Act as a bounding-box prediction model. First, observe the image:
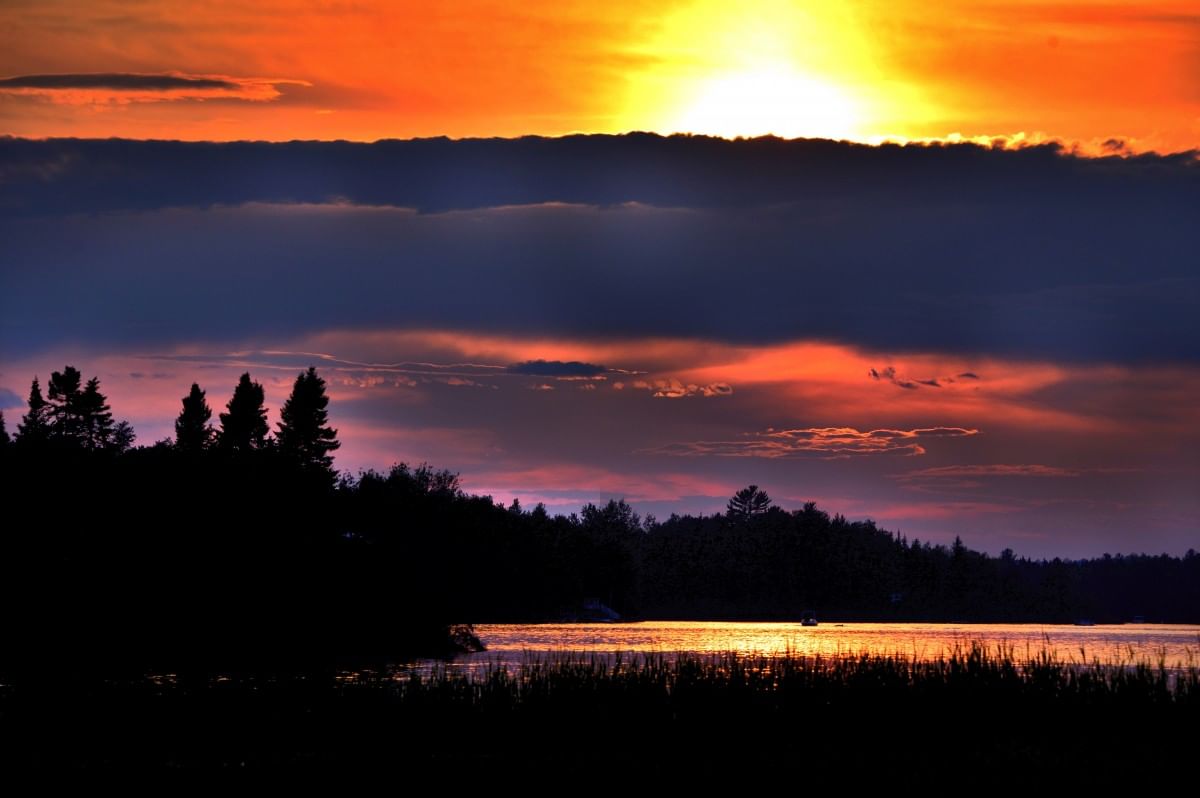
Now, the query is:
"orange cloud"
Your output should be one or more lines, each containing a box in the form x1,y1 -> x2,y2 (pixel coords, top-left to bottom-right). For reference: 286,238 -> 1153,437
631,378 -> 733,399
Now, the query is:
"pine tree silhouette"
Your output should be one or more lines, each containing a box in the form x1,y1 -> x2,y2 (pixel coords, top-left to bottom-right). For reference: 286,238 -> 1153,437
0,410 -> 9,448
111,420 -> 136,453
16,377 -> 50,446
727,485 -> 772,517
175,383 -> 214,452
276,367 -> 340,472
78,377 -> 115,450
218,372 -> 269,452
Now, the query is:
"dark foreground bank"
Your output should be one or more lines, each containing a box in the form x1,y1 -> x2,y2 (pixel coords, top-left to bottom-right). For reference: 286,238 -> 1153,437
2,646 -> 1195,772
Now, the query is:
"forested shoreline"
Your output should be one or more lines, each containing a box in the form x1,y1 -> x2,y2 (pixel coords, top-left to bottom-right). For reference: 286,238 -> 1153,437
1,365 -> 1197,678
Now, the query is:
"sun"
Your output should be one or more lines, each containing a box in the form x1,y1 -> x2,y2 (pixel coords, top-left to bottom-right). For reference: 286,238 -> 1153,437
672,65 -> 861,140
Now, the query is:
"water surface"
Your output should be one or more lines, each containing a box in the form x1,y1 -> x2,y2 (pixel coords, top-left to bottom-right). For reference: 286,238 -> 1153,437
453,621 -> 1200,670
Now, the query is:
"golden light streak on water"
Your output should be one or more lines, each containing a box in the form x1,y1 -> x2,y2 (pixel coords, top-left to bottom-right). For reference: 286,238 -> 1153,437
459,621 -> 1200,671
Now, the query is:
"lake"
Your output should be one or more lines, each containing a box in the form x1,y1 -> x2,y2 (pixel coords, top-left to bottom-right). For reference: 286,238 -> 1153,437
441,621 -> 1200,672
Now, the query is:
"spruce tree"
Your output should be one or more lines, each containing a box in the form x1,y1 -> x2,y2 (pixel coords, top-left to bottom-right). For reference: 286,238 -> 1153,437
16,377 -> 50,446
276,367 -> 340,472
218,372 -> 268,453
78,377 -> 115,450
175,383 -> 213,452
46,366 -> 84,441
0,410 -> 9,448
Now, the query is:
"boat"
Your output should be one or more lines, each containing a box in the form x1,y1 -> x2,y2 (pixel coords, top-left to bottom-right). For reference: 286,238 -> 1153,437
571,598 -> 621,623
801,609 -> 818,627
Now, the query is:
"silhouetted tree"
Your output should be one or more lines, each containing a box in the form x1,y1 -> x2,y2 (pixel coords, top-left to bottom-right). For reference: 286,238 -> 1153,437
16,377 -> 51,446
276,367 -> 339,472
46,366 -> 84,441
175,383 -> 213,452
0,410 -> 9,449
727,485 -> 772,517
111,420 -> 136,454
406,463 -> 461,497
218,373 -> 269,453
78,377 -> 115,450
581,499 -> 642,537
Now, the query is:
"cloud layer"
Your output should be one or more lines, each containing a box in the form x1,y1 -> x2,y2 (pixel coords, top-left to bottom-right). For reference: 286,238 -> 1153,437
1,136 -> 1197,365
3,134 -> 1196,217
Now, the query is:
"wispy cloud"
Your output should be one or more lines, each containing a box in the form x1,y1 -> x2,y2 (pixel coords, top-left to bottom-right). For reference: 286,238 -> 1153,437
896,464 -> 1081,481
869,366 -> 983,390
888,463 -> 1116,495
139,348 -> 689,395
0,72 -> 308,103
631,379 -> 733,399
506,359 -> 642,379
153,349 -> 513,379
0,74 -> 239,91
645,426 -> 979,458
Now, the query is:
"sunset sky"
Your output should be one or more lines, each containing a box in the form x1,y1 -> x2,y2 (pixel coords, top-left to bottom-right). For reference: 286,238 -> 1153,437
2,2 -> 1198,556
3,0 -> 1199,150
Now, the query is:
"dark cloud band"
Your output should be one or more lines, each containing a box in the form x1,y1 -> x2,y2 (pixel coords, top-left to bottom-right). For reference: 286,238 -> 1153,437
0,73 -> 239,91
1,134 -> 1195,217
507,360 -> 609,377
1,135 -> 1197,365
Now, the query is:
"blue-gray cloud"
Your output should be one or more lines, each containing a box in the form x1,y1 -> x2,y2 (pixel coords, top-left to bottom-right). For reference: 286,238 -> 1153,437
0,135 -> 1197,365
0,387 -> 23,409
507,360 -> 609,377
1,134 -> 1195,217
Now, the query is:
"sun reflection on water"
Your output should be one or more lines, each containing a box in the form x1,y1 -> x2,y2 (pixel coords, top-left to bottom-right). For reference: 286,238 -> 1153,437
410,621 -> 1200,679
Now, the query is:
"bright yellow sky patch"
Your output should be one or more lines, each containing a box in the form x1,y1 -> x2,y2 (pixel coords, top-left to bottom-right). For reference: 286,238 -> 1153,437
619,1 -> 926,140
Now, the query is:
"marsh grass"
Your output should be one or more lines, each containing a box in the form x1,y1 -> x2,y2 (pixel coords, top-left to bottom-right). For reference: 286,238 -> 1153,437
2,643 -> 1196,770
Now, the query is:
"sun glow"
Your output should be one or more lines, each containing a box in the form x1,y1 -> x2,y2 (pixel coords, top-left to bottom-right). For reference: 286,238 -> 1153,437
620,1 -> 919,141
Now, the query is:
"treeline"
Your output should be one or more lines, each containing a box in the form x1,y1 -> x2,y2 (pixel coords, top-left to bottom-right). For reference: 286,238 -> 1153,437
0,366 -> 466,679
355,481 -> 1197,624
1,366 -> 1198,679
637,498 -> 1200,622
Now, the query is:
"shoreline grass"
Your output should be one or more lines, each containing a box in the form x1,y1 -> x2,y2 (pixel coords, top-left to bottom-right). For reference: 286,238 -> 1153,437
2,644 -> 1196,770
